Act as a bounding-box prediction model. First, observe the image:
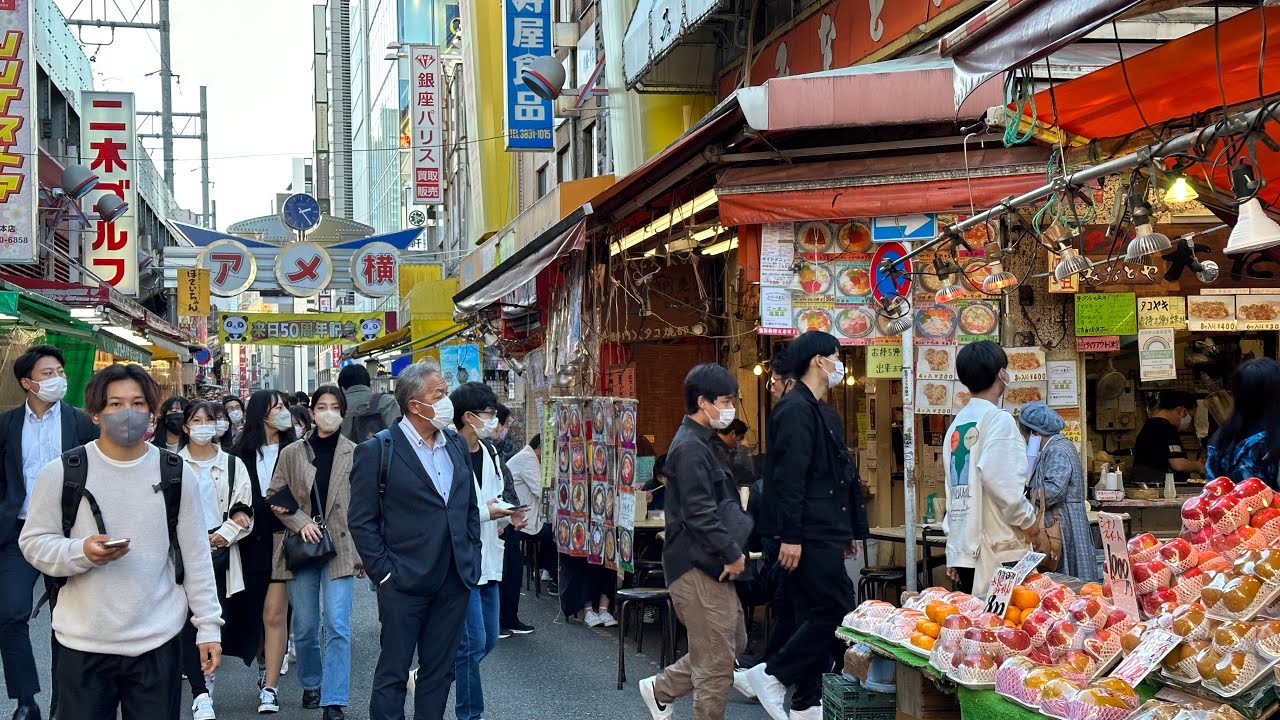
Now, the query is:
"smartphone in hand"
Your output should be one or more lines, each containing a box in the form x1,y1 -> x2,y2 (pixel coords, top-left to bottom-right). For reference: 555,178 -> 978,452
103,538 -> 131,548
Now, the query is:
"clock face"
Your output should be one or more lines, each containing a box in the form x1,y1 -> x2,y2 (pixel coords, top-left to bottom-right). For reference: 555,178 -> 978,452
282,193 -> 321,232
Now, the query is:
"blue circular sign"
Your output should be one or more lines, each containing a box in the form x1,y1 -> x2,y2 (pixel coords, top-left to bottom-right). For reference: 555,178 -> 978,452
870,242 -> 912,302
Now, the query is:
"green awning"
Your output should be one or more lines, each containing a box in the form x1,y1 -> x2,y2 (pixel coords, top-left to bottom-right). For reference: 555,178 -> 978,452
95,333 -> 152,366
0,291 -> 16,318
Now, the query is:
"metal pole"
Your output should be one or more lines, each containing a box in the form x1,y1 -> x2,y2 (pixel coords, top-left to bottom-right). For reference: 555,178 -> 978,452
159,0 -> 174,191
199,86 -> 210,228
901,241 -> 918,593
886,99 -> 1280,270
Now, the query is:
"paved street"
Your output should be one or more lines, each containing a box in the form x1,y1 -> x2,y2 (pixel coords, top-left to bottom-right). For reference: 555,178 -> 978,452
2,583 -> 772,719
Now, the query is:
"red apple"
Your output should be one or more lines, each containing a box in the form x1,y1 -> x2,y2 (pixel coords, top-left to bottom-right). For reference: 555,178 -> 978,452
1068,597 -> 1106,628
1227,526 -> 1264,552
1209,496 -> 1248,534
1104,607 -> 1135,632
1182,495 -> 1212,532
974,612 -> 1004,630
963,627 -> 996,644
960,653 -> 997,670
1128,533 -> 1161,564
996,627 -> 1032,656
1204,477 -> 1236,499
1046,619 -> 1078,650
942,614 -> 972,631
1181,526 -> 1216,553
1133,560 -> 1171,594
1140,587 -> 1179,617
1028,646 -> 1053,665
1232,477 -> 1274,514
1022,609 -> 1056,645
1040,586 -> 1075,617
1059,649 -> 1095,674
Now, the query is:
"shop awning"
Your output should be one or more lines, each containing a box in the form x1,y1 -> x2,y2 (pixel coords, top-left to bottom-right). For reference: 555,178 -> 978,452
147,334 -> 192,362
0,285 -> 98,340
735,54 -> 1004,133
623,0 -> 723,91
352,326 -> 412,358
940,0 -> 1143,106
95,332 -> 152,366
716,146 -> 1050,225
453,209 -> 589,315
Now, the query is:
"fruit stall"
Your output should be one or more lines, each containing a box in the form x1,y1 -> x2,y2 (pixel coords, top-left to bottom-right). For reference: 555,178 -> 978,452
833,475 -> 1280,720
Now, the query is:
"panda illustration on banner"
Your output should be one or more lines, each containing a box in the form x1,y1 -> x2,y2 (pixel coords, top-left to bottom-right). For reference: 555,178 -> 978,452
221,315 -> 250,343
358,316 -> 383,342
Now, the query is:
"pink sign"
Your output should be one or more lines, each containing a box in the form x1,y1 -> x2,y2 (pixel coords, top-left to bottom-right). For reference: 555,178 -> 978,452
1077,336 -> 1120,353
407,45 -> 443,206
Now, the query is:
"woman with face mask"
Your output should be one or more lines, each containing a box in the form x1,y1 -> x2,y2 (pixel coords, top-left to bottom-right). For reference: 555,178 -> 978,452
290,405 -> 314,440
1133,389 -> 1205,487
266,386 -> 358,720
224,396 -> 246,446
178,401 -> 255,720
229,391 -> 297,713
1019,402 -> 1099,582
153,396 -> 191,452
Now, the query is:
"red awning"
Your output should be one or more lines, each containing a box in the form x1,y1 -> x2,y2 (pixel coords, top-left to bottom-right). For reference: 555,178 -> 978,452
716,147 -> 1049,226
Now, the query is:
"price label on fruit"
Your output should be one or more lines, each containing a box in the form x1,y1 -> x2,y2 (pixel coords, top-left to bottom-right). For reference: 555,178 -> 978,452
1011,551 -> 1046,579
1110,630 -> 1179,686
983,553 -> 1045,617
1099,512 -> 1141,619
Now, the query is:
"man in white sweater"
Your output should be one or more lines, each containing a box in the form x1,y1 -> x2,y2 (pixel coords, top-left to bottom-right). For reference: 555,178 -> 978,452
942,341 -> 1037,597
19,364 -> 223,720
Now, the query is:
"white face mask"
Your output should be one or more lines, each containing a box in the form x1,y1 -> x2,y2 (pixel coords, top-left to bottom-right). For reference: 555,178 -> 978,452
31,375 -> 68,403
1179,413 -> 1193,432
314,409 -> 343,434
188,424 -> 218,446
473,414 -> 500,439
823,356 -> 846,389
1026,434 -> 1042,474
214,419 -> 230,438
707,403 -> 735,431
270,410 -> 293,431
228,409 -> 244,424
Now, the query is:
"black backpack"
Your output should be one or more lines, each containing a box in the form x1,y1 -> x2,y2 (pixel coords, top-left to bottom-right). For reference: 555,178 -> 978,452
349,393 -> 392,442
35,446 -> 184,615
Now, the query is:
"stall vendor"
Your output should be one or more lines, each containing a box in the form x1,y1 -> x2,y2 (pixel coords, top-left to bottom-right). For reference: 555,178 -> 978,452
1132,390 -> 1205,485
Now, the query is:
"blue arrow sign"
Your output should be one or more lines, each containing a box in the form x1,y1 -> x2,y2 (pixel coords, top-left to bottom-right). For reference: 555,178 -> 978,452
870,213 -> 937,242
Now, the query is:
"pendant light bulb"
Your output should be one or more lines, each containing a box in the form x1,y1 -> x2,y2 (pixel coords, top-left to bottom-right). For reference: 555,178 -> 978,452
981,260 -> 1018,293
1164,176 -> 1199,204
935,283 -> 966,304
1225,198 -> 1280,255
1054,245 -> 1091,282
1124,223 -> 1173,263
752,363 -> 764,376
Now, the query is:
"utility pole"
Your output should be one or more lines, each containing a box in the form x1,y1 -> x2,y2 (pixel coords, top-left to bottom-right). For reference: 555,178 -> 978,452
199,86 -> 210,226
159,0 -> 174,190
139,84 -> 211,226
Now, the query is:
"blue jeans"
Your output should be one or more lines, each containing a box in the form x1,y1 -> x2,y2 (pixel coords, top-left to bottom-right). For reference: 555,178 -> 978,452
287,567 -> 353,707
453,583 -> 499,720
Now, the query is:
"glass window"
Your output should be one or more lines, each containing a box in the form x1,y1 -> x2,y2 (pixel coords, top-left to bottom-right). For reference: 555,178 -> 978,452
537,164 -> 550,198
558,145 -> 573,182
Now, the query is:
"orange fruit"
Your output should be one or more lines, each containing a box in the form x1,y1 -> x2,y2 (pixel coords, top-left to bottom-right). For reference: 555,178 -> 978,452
920,621 -> 941,639
1004,605 -> 1022,624
918,635 -> 935,651
910,632 -> 928,648
1020,607 -> 1036,624
1079,583 -> 1104,597
1005,620 -> 1018,627
1012,587 -> 1040,611
927,601 -> 959,625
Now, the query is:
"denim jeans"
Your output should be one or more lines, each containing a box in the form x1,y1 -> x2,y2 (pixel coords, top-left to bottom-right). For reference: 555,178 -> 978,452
453,583 -> 499,720
287,567 -> 353,708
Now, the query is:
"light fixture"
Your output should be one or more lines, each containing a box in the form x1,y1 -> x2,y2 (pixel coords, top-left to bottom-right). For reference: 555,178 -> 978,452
752,363 -> 763,376
691,225 -> 724,243
935,283 -> 966,304
879,296 -> 913,336
977,242 -> 1018,293
701,237 -> 738,256
508,356 -> 527,374
1053,246 -> 1091,281
1164,176 -> 1199,204
1225,163 -> 1280,255
94,194 -> 128,222
610,190 -> 718,255
1123,199 -> 1172,262
554,366 -> 575,388
60,164 -> 99,199
786,260 -> 804,293
844,373 -> 856,386
519,55 -> 566,100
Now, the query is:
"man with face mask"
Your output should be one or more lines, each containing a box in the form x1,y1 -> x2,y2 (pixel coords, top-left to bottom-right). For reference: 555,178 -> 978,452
347,362 -> 483,720
0,345 -> 98,720
745,331 -> 867,720
1134,390 -> 1205,486
941,341 -> 1037,597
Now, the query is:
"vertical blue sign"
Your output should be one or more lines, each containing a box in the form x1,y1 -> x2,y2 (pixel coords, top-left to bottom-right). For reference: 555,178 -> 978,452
504,0 -> 554,151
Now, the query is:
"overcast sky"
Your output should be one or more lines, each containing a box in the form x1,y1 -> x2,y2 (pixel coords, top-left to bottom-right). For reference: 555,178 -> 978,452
55,0 -> 316,229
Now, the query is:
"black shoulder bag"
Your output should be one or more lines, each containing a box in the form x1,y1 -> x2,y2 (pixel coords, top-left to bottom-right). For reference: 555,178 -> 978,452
209,456 -> 237,574
282,444 -> 336,571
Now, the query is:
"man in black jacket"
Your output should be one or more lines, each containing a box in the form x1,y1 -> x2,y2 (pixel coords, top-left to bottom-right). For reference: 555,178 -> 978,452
347,362 -> 481,720
639,364 -> 748,720
745,331 -> 868,720
0,346 -> 98,720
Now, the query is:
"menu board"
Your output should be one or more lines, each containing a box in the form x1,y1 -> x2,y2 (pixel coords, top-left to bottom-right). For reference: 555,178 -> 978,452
916,345 -> 956,380
954,299 -> 1000,344
759,287 -> 795,336
1186,295 -> 1237,332
1075,292 -> 1137,337
1138,328 -> 1177,381
1046,360 -> 1079,408
759,223 -> 795,287
1136,296 -> 1187,330
916,379 -> 953,415
1237,295 -> 1280,331
1005,346 -> 1047,382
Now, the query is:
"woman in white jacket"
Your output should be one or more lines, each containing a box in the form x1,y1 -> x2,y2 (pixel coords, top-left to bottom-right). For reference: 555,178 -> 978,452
179,400 -> 253,720
449,383 -> 525,720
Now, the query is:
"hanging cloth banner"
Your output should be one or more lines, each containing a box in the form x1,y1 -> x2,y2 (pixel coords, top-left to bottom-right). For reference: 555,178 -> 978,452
217,312 -> 386,346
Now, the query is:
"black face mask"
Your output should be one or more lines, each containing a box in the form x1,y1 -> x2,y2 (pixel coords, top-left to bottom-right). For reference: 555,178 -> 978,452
164,413 -> 184,434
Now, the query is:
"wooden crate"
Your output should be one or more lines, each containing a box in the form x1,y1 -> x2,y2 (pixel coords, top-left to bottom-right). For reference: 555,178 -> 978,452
894,665 -> 960,720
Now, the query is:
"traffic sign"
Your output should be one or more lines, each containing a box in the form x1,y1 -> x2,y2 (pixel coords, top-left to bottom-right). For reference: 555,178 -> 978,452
870,242 -> 912,302
871,213 -> 937,242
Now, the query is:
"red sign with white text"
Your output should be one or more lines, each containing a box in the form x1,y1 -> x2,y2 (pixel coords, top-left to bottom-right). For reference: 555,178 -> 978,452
81,92 -> 139,294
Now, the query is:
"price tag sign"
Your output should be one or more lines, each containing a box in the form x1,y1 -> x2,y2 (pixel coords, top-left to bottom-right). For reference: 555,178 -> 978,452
983,551 -> 1047,616
1111,630 -> 1180,686
1099,512 -> 1140,618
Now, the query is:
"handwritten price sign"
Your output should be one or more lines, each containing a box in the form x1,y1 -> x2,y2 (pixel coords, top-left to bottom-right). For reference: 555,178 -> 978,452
983,551 -> 1048,617
1099,512 -> 1140,619
1111,630 -> 1179,686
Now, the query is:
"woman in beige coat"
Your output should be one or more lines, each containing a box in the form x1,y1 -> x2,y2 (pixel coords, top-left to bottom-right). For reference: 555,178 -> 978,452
268,386 -> 359,720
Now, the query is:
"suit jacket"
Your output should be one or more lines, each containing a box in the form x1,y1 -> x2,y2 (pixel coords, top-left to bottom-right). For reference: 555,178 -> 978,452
0,401 -> 99,547
268,432 -> 360,581
347,424 -> 480,596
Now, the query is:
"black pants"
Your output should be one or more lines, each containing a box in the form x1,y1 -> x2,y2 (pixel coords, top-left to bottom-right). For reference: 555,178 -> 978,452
182,565 -> 227,698
0,538 -> 42,704
370,569 -> 470,720
535,524 -> 557,581
954,567 -> 976,595
57,634 -> 182,720
762,566 -> 795,662
766,541 -> 856,712
498,526 -> 525,628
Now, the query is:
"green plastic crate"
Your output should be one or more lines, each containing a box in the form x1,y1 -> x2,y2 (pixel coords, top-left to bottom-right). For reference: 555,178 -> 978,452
822,673 -> 895,720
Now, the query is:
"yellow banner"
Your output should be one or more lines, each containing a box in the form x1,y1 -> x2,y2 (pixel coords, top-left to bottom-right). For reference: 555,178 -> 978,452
866,345 -> 903,378
217,312 -> 386,346
177,268 -> 210,317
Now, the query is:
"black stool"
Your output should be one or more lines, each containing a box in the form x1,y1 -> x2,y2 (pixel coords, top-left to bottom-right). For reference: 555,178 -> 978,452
521,536 -> 541,598
857,539 -> 906,605
615,587 -> 676,689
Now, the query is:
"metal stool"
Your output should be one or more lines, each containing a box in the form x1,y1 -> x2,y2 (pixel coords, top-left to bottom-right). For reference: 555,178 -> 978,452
521,535 -> 541,598
857,539 -> 906,605
615,587 -> 676,690
632,559 -> 665,588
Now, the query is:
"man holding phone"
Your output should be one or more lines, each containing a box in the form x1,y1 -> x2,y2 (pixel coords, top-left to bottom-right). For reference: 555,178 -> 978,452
0,346 -> 98,720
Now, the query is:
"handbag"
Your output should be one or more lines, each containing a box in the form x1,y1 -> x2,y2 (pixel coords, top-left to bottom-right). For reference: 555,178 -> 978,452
209,456 -> 237,574
1027,440 -> 1064,572
282,457 -> 336,571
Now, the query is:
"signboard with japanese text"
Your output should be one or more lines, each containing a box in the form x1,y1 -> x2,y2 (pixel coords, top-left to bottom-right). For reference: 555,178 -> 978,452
865,345 -> 902,379
503,0 -> 554,151
759,287 -> 794,335
1111,630 -> 1180,687
1047,360 -> 1079,408
177,268 -> 210,317
916,345 -> 955,381
759,223 -> 795,287
1047,251 -> 1079,294
1186,294 -> 1237,332
1077,336 -> 1120,352
217,311 -> 385,346
984,552 -> 1046,610
350,241 -> 400,297
81,92 -> 139,294
1237,295 -> 1280,331
1137,296 -> 1187,330
1139,328 -> 1177,381
1075,292 -> 1137,337
274,242 -> 333,297
916,379 -> 953,415
0,0 -> 37,263
1080,223 -> 1280,292
1006,347 -> 1046,382
407,44 -> 444,205
198,239 -> 257,296
603,262 -> 706,343
1099,511 -> 1140,619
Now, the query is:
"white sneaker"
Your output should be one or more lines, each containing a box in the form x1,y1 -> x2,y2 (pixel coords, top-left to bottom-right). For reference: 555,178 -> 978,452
192,693 -> 215,720
287,636 -> 296,662
407,667 -> 417,696
746,663 -> 789,720
585,609 -> 603,627
279,653 -> 290,676
205,673 -> 215,698
256,664 -> 266,690
789,707 -> 821,720
257,687 -> 279,714
733,669 -> 758,700
598,611 -> 619,627
638,676 -> 674,720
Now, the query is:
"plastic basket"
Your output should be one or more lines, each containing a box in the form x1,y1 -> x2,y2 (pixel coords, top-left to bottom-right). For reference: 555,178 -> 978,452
821,673 -> 896,716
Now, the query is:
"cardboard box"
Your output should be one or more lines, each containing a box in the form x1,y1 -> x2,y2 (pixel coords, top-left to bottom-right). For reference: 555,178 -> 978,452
894,666 -> 960,720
